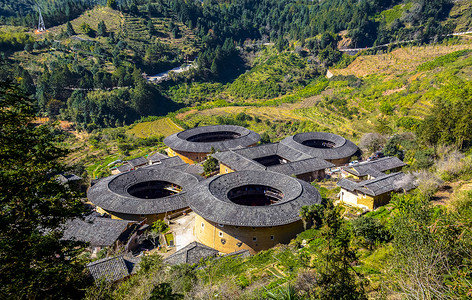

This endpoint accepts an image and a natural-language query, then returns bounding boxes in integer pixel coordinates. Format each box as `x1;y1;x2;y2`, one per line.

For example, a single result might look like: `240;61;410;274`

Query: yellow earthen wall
194;214;304;254
167;148;207;164
219;163;235;174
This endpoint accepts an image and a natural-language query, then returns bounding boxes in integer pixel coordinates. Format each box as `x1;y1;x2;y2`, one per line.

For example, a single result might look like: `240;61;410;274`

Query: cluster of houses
64;125;413;282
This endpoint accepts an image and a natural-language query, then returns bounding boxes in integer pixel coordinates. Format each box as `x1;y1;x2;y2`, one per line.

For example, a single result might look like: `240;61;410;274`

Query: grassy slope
127;117;182;138
159;39;472;143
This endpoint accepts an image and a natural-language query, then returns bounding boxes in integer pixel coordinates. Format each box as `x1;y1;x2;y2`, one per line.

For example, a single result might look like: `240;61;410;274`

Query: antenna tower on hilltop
37;5;46;32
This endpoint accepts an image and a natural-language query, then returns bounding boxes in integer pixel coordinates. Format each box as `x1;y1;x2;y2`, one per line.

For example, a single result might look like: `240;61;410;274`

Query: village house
337;172;414;210
341;156;407;180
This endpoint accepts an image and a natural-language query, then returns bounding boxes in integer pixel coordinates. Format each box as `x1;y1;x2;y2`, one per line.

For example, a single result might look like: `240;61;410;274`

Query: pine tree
66;21;75;36
97;20;107;37
0;81;89;298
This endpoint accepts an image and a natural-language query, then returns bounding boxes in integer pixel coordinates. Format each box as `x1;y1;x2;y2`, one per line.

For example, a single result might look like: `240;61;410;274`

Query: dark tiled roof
128;156;148;168
117;164;131;173
164;242;219;265
164;125;261;153
280;132;358;160
342;157;407;177
148;152;169;163
87;167;201;215
268;157;334;176
87;256;135;282
212;143;334;176
188;170;322;227
337;172;413;196
57;174;82;184
62;217;133;247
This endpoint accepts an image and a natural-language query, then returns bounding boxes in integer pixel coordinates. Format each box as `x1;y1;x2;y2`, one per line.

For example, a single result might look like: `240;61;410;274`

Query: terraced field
127;117;183;138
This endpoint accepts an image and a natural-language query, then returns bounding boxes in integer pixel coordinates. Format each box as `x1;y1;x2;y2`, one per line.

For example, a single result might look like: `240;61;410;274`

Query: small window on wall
270;235;274;240
221;238;226;245
218;231;223;237
201;222;205;228
225;168;228;173
218;223;224;228
236;242;242;247
253;237;257;242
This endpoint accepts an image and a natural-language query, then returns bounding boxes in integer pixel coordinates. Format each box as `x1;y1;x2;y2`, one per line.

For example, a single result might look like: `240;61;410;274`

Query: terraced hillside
130;39;472;143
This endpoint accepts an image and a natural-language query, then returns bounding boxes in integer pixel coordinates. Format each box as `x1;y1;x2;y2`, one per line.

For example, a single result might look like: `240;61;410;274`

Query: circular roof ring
188;170;322;227
163;125;261;153
280;132;358;160
87;166;201;215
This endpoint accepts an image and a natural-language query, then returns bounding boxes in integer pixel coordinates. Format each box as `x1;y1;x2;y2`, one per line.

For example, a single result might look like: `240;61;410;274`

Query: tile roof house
148;152;169;164
127;156;149;169
337;172;415;210
62;217;139;252
341;156;407;180
213;143;334;182
87;256;140;282
164;242;219;265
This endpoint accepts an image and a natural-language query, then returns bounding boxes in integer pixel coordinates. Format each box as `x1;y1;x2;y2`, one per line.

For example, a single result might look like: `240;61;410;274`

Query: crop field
330;40;472;77
127;118;183;138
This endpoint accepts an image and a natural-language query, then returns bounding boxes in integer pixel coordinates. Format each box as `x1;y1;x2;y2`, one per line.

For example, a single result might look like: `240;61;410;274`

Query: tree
359;132;386;156
259;132;271;144
106;0;117;9
0;81;89;298
66;21;75;36
299;204;325;230
97;20;107;37
149;283;183;300
203;147;219;175
80;22;94;37
314;201;367;299
351;215;391;249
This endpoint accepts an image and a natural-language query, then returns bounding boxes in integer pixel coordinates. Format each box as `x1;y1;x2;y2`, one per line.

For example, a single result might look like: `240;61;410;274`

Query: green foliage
0;81;89;298
315;201;367;299
106;0;117;10
351;215;392;248
388;193;472;298
417;50;471;71
66;21;75;36
151;219;169;234
80;22;93;36
260;132;271;144
149;283;183;300
418;82;472;149
139;253;163;274
228;52;317;99
97;20;107;37
203;154;218;175
0;30;34;51
299;204;325;229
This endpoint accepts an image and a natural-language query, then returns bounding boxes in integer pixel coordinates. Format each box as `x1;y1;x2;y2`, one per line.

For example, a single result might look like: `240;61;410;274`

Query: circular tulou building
188;170;322;254
280;132;359;166
164;125;261;164
88;166;201;223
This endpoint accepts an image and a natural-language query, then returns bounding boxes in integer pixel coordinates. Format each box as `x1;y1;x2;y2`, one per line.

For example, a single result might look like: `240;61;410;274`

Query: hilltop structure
164;125;260;164
88;165;201;222
280;132;359;166
188;170;321;254
213;142;334;182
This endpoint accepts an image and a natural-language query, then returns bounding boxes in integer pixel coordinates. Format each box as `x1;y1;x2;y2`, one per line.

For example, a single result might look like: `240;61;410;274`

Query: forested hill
0;0;470;131
1;0;464;47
